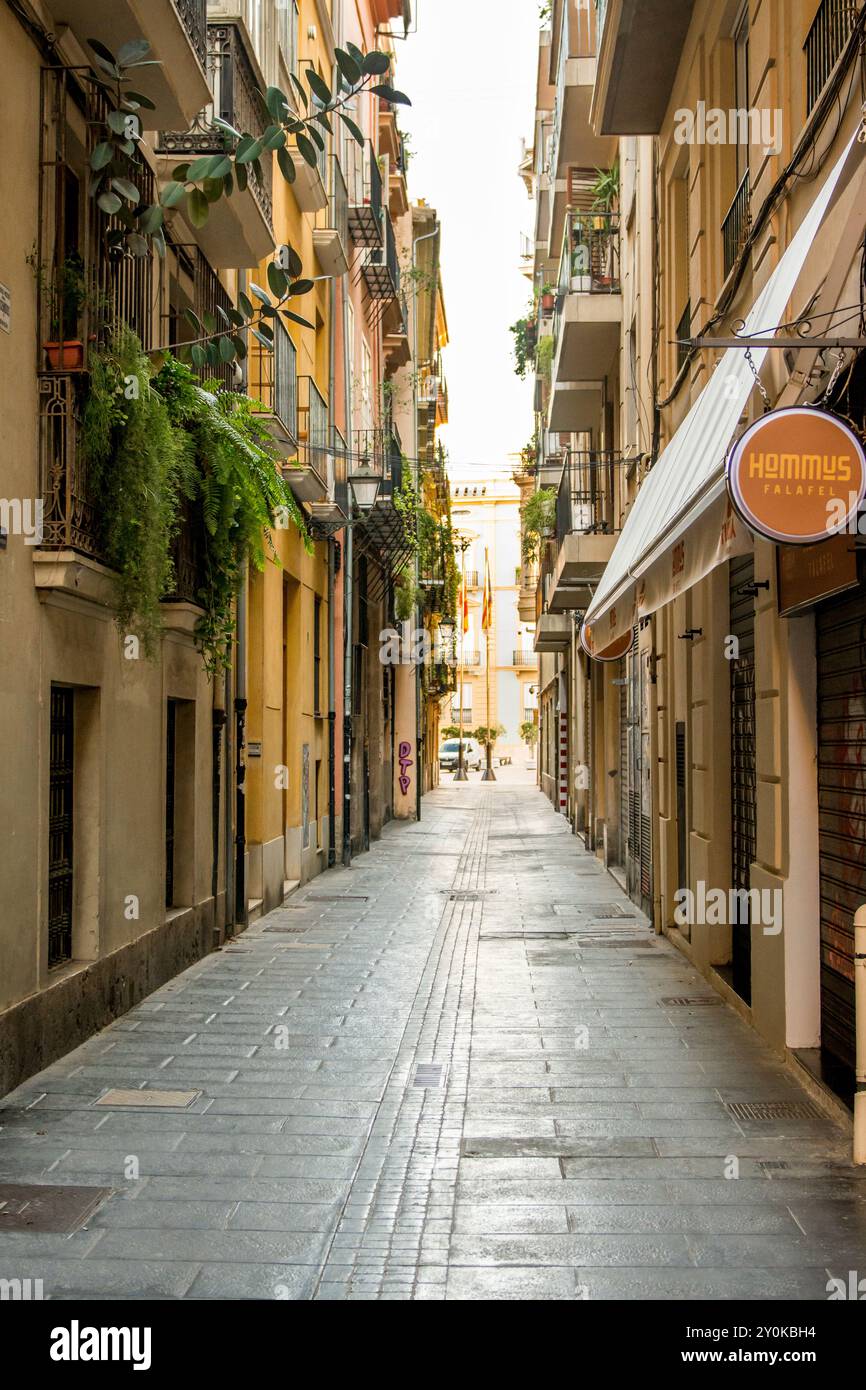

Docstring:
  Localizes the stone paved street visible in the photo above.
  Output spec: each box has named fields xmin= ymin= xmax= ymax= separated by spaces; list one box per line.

xmin=1 ymin=773 xmax=865 ymax=1301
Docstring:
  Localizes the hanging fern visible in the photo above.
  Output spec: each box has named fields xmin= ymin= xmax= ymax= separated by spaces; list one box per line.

xmin=81 ymin=333 xmax=311 ymax=672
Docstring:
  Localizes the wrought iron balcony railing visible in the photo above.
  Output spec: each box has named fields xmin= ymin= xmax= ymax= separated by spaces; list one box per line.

xmin=676 ymin=299 xmax=691 ymax=374
xmin=557 ymin=210 xmax=621 ymax=297
xmin=513 ymin=650 xmax=537 ymax=667
xmin=175 ymin=0 xmax=208 ymax=69
xmin=156 ymin=22 xmax=273 ymax=234
xmin=164 ymin=495 xmax=208 ymax=607
xmin=554 ymin=450 xmax=624 ymax=544
xmin=166 ymin=240 xmax=239 ymax=391
xmin=38 ymin=374 xmax=103 ymax=560
xmin=298 ymin=375 xmax=329 ymax=457
xmin=249 ymin=319 xmax=298 ymax=447
xmin=805 ymin=0 xmax=859 ymax=114
xmin=363 ymin=208 xmax=400 ymax=301
xmin=38 ymin=68 xmax=154 ymax=369
xmin=722 ymin=170 xmax=750 ymax=278
xmin=346 ymin=139 xmax=383 ymax=247
xmin=315 ymin=154 xmax=349 ymax=249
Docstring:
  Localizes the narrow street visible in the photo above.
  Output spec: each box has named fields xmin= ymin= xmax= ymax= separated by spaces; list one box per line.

xmin=1 ymin=773 xmax=864 ymax=1302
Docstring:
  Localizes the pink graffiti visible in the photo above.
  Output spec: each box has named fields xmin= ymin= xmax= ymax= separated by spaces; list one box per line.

xmin=398 ymin=739 xmax=413 ymax=795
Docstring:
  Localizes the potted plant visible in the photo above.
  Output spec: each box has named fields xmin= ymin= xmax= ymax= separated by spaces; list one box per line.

xmin=590 ymin=161 xmax=620 ymax=288
xmin=522 ymin=486 xmax=557 ymax=563
xmin=539 ymin=282 xmax=556 ymax=313
xmin=509 ymin=313 xmax=538 ymax=379
xmin=43 ymin=254 xmax=88 ymax=370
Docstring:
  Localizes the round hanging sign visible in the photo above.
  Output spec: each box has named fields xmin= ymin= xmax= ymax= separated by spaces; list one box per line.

xmin=726 ymin=406 xmax=866 ymax=546
xmin=580 ymin=621 xmax=632 ymax=662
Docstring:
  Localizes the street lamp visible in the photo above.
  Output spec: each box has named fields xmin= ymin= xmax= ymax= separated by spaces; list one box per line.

xmin=348 ymin=461 xmax=381 ymax=512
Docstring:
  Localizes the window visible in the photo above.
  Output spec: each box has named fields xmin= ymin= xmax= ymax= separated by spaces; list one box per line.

xmin=313 ymin=595 xmax=322 ymax=716
xmin=733 ymin=7 xmax=750 ymax=184
xmin=361 ymin=338 xmax=373 ymax=433
xmin=276 ymin=0 xmax=299 ymax=76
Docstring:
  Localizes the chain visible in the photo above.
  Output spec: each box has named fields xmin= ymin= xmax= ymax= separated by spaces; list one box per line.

xmin=744 ymin=347 xmax=773 ymax=412
xmin=816 ymin=348 xmax=848 ymax=406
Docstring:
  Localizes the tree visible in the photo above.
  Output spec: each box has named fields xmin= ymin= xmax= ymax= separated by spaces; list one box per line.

xmin=473 ymin=724 xmax=505 ymax=746
xmin=84 ymin=37 xmax=409 ymax=370
xmin=520 ymin=720 xmax=539 ymax=748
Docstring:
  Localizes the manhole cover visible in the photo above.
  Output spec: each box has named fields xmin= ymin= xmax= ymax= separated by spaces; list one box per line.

xmin=0 ymin=1183 xmax=112 ymax=1233
xmin=445 ymin=890 xmax=496 ymax=901
xmin=94 ymin=1089 xmax=201 ymax=1110
xmin=263 ymin=925 xmax=310 ymax=934
xmin=660 ymin=996 xmax=722 ymax=1006
xmin=413 ymin=1064 xmax=446 ymax=1088
xmin=726 ymin=1101 xmax=823 ymax=1122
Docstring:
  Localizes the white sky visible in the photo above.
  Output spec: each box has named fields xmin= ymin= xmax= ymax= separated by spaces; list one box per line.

xmin=397 ymin=0 xmax=539 ymax=479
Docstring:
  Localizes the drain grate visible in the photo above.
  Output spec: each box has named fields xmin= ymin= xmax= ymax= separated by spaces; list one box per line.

xmin=726 ymin=1100 xmax=824 ymax=1122
xmin=0 ymin=1183 xmax=112 ymax=1233
xmin=94 ymin=1089 xmax=200 ymax=1110
xmin=661 ymin=996 xmax=722 ymax=1006
xmin=758 ymin=1161 xmax=790 ymax=1174
xmin=305 ymin=894 xmax=369 ymax=903
xmin=446 ymin=889 xmax=497 ymax=902
xmin=263 ymin=925 xmax=311 ymax=934
xmin=413 ymin=1063 xmax=446 ymax=1088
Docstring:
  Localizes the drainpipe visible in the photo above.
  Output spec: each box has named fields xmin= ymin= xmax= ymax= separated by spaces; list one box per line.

xmin=224 ymin=658 xmax=234 ymax=935
xmin=342 ymin=522 xmax=354 ymax=866
xmin=412 ymin=221 xmax=441 ymax=818
xmin=855 ymin=905 xmax=866 ymax=1163
xmin=234 ymin=567 xmax=248 ymax=928
xmin=328 ymin=537 xmax=336 ymax=866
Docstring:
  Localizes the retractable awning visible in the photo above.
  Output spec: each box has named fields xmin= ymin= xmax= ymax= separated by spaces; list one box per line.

xmin=583 ymin=134 xmax=863 ymax=647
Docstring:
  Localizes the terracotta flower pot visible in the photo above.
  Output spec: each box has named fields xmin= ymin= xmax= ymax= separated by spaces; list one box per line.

xmin=44 ymin=340 xmax=85 ymax=371
xmin=541 ymin=293 xmax=555 ymax=312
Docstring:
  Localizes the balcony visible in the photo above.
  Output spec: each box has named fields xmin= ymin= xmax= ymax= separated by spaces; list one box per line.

xmin=290 ymin=105 xmax=328 ymax=213
xmin=457 ymin=651 xmax=481 ymax=667
xmin=287 ymin=375 xmax=331 ymax=504
xmin=806 ymin=0 xmax=859 ymax=114
xmin=249 ymin=319 xmax=298 ymax=455
xmin=168 ymin=242 xmax=239 ymax=392
xmin=347 ymin=141 xmax=383 ymax=248
xmin=548 ymin=211 xmax=620 ymax=425
xmin=384 ymin=292 xmax=412 ymax=369
xmin=363 ymin=210 xmax=401 ymax=302
xmin=547 ymin=450 xmax=622 ymax=612
xmin=547 ymin=2 xmax=616 ymax=251
xmin=463 ymin=571 xmax=481 ymax=590
xmin=155 ymin=23 xmax=275 ymax=268
xmin=592 ymin=0 xmax=695 ymax=135
xmin=534 ymin=613 xmax=571 ymax=652
xmin=313 ymin=156 xmax=350 ymax=277
xmin=513 ymin=649 xmax=537 ymax=667
xmin=389 ymin=137 xmax=410 ymax=220
xmin=44 ymin=0 xmax=211 ymax=128
xmin=722 ymin=171 xmax=751 ymax=280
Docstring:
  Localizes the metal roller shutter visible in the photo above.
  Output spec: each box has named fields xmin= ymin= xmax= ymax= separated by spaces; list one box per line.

xmin=729 ymin=555 xmax=757 ymax=1005
xmin=816 ymin=586 xmax=866 ymax=1084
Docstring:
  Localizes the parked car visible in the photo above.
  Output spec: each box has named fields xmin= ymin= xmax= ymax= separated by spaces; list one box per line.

xmin=439 ymin=738 xmax=483 ymax=772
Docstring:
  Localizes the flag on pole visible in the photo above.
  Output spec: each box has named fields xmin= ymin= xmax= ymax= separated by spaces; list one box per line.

xmin=481 ymin=549 xmax=493 ymax=631
xmin=460 ymin=572 xmax=469 ymax=634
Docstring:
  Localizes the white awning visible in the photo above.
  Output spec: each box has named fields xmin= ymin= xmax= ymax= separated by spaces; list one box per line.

xmin=583 ymin=134 xmax=863 ymax=646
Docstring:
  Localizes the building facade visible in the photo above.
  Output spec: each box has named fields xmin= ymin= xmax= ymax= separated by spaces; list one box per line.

xmin=526 ymin=0 xmax=866 ymax=1122
xmin=0 ymin=0 xmax=450 ymax=1097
